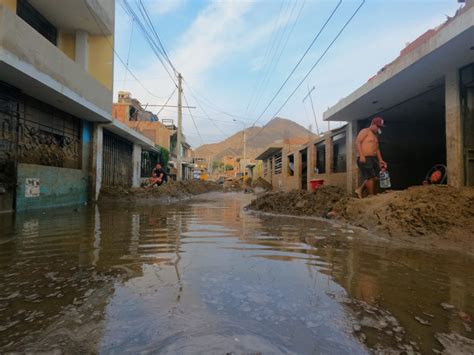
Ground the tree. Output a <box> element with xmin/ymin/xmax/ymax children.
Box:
<box><xmin>212</xmin><ymin>161</ymin><xmax>224</xmax><ymax>172</ymax></box>
<box><xmin>159</xmin><ymin>147</ymin><xmax>170</xmax><ymax>169</ymax></box>
<box><xmin>224</xmin><ymin>164</ymin><xmax>234</xmax><ymax>171</ymax></box>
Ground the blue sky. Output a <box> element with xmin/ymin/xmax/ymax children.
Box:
<box><xmin>113</xmin><ymin>0</ymin><xmax>462</xmax><ymax>147</ymax></box>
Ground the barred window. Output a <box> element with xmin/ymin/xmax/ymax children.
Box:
<box><xmin>18</xmin><ymin>96</ymin><xmax>81</xmax><ymax>169</ymax></box>
<box><xmin>274</xmin><ymin>153</ymin><xmax>282</xmax><ymax>175</ymax></box>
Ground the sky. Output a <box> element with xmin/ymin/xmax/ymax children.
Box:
<box><xmin>113</xmin><ymin>0</ymin><xmax>462</xmax><ymax>148</ymax></box>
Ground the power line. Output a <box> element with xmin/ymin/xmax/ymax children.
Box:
<box><xmin>247</xmin><ymin>0</ymin><xmax>365</xmax><ymax>144</ymax></box>
<box><xmin>182</xmin><ymin>85</ymin><xmax>234</xmax><ymax>137</ymax></box>
<box><xmin>137</xmin><ymin>0</ymin><xmax>178</xmax><ymax>75</ymax></box>
<box><xmin>248</xmin><ymin>0</ymin><xmax>303</xmax><ymax>116</ymax></box>
<box><xmin>183</xmin><ymin>80</ymin><xmax>253</xmax><ymax>122</ymax></box>
<box><xmin>82</xmin><ymin>0</ymin><xmax>171</xmax><ymax>100</ymax></box>
<box><xmin>251</xmin><ymin>0</ymin><xmax>342</xmax><ymax>127</ymax></box>
<box><xmin>183</xmin><ymin>93</ymin><xmax>204</xmax><ymax>145</ymax></box>
<box><xmin>272</xmin><ymin>0</ymin><xmax>365</xmax><ymax>118</ymax></box>
<box><xmin>245</xmin><ymin>0</ymin><xmax>288</xmax><ymax>114</ymax></box>
<box><xmin>119</xmin><ymin>0</ymin><xmax>178</xmax><ymax>87</ymax></box>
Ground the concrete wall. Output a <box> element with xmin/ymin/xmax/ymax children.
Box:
<box><xmin>0</xmin><ymin>0</ymin><xmax>15</xmax><ymax>12</ymax></box>
<box><xmin>132</xmin><ymin>144</ymin><xmax>142</xmax><ymax>188</ymax></box>
<box><xmin>15</xmin><ymin>120</ymin><xmax>93</xmax><ymax>211</ymax></box>
<box><xmin>445</xmin><ymin>69</ymin><xmax>464</xmax><ymax>187</ymax></box>
<box><xmin>16</xmin><ymin>164</ymin><xmax>87</xmax><ymax>211</ymax></box>
<box><xmin>88</xmin><ymin>35</ymin><xmax>114</xmax><ymax>90</ymax></box>
<box><xmin>0</xmin><ymin>5</ymin><xmax>113</xmax><ymax>119</ymax></box>
<box><xmin>58</xmin><ymin>31</ymin><xmax>76</xmax><ymax>61</ymax></box>
<box><xmin>261</xmin><ymin>127</ymin><xmax>350</xmax><ymax>192</ymax></box>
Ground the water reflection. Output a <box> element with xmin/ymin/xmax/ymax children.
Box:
<box><xmin>0</xmin><ymin>192</ymin><xmax>472</xmax><ymax>353</ymax></box>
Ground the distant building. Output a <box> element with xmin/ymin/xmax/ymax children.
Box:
<box><xmin>113</xmin><ymin>91</ymin><xmax>170</xmax><ymax>150</ymax></box>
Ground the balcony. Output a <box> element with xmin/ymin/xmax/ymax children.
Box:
<box><xmin>29</xmin><ymin>0</ymin><xmax>114</xmax><ymax>36</ymax></box>
<box><xmin>0</xmin><ymin>4</ymin><xmax>112</xmax><ymax>122</ymax></box>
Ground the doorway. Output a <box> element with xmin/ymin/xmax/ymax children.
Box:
<box><xmin>300</xmin><ymin>148</ymin><xmax>308</xmax><ymax>190</ymax></box>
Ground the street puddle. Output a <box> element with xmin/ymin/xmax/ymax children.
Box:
<box><xmin>0</xmin><ymin>192</ymin><xmax>472</xmax><ymax>353</ymax></box>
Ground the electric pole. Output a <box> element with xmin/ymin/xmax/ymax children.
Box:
<box><xmin>303</xmin><ymin>85</ymin><xmax>320</xmax><ymax>135</ymax></box>
<box><xmin>177</xmin><ymin>73</ymin><xmax>183</xmax><ymax>181</ymax></box>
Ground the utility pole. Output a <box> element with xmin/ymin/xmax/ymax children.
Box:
<box><xmin>234</xmin><ymin>119</ymin><xmax>246</xmax><ymax>174</ymax></box>
<box><xmin>177</xmin><ymin>73</ymin><xmax>183</xmax><ymax>181</ymax></box>
<box><xmin>303</xmin><ymin>85</ymin><xmax>320</xmax><ymax>135</ymax></box>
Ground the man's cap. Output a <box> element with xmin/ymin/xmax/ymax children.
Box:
<box><xmin>371</xmin><ymin>116</ymin><xmax>385</xmax><ymax>127</ymax></box>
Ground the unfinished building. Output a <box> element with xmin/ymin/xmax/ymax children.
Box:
<box><xmin>324</xmin><ymin>3</ymin><xmax>474</xmax><ymax>191</ymax></box>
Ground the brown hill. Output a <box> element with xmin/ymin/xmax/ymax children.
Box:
<box><xmin>195</xmin><ymin>117</ymin><xmax>313</xmax><ymax>160</ymax></box>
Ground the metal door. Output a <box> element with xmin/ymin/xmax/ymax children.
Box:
<box><xmin>102</xmin><ymin>131</ymin><xmax>133</xmax><ymax>188</ymax></box>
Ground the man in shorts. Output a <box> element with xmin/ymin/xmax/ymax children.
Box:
<box><xmin>147</xmin><ymin>162</ymin><xmax>168</xmax><ymax>188</ymax></box>
<box><xmin>355</xmin><ymin>116</ymin><xmax>387</xmax><ymax>198</ymax></box>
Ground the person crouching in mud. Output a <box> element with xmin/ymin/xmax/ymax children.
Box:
<box><xmin>147</xmin><ymin>162</ymin><xmax>168</xmax><ymax>188</ymax></box>
<box><xmin>355</xmin><ymin>116</ymin><xmax>387</xmax><ymax>198</ymax></box>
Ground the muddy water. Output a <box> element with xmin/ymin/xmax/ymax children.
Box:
<box><xmin>0</xmin><ymin>192</ymin><xmax>473</xmax><ymax>353</ymax></box>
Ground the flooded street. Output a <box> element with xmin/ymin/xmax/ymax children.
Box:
<box><xmin>0</xmin><ymin>192</ymin><xmax>473</xmax><ymax>353</ymax></box>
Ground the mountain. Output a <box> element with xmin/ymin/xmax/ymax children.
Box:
<box><xmin>195</xmin><ymin>117</ymin><xmax>313</xmax><ymax>160</ymax></box>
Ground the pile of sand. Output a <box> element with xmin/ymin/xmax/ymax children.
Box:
<box><xmin>100</xmin><ymin>180</ymin><xmax>222</xmax><ymax>203</ymax></box>
<box><xmin>247</xmin><ymin>184</ymin><xmax>474</xmax><ymax>253</ymax></box>
<box><xmin>334</xmin><ymin>185</ymin><xmax>474</xmax><ymax>243</ymax></box>
<box><xmin>252</xmin><ymin>177</ymin><xmax>273</xmax><ymax>191</ymax></box>
<box><xmin>247</xmin><ymin>186</ymin><xmax>347</xmax><ymax>218</ymax></box>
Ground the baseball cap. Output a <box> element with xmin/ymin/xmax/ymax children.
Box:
<box><xmin>371</xmin><ymin>116</ymin><xmax>385</xmax><ymax>127</ymax></box>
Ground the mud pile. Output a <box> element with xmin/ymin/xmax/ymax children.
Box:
<box><xmin>247</xmin><ymin>186</ymin><xmax>347</xmax><ymax>217</ymax></box>
<box><xmin>334</xmin><ymin>185</ymin><xmax>474</xmax><ymax>247</ymax></box>
<box><xmin>100</xmin><ymin>180</ymin><xmax>222</xmax><ymax>203</ymax></box>
<box><xmin>252</xmin><ymin>177</ymin><xmax>273</xmax><ymax>191</ymax></box>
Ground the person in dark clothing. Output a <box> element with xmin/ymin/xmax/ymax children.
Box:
<box><xmin>147</xmin><ymin>163</ymin><xmax>168</xmax><ymax>188</ymax></box>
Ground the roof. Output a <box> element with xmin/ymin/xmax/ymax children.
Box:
<box><xmin>323</xmin><ymin>3</ymin><xmax>474</xmax><ymax>122</ymax></box>
<box><xmin>255</xmin><ymin>146</ymin><xmax>283</xmax><ymax>161</ymax></box>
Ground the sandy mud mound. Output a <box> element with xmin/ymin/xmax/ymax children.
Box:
<box><xmin>334</xmin><ymin>185</ymin><xmax>474</xmax><ymax>244</ymax></box>
<box><xmin>247</xmin><ymin>186</ymin><xmax>347</xmax><ymax>217</ymax></box>
<box><xmin>100</xmin><ymin>180</ymin><xmax>222</xmax><ymax>203</ymax></box>
<box><xmin>252</xmin><ymin>177</ymin><xmax>273</xmax><ymax>191</ymax></box>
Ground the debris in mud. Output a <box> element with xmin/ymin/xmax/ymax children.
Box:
<box><xmin>247</xmin><ymin>186</ymin><xmax>347</xmax><ymax>217</ymax></box>
<box><xmin>252</xmin><ymin>177</ymin><xmax>273</xmax><ymax>192</ymax></box>
<box><xmin>248</xmin><ymin>184</ymin><xmax>474</xmax><ymax>253</ymax></box>
<box><xmin>99</xmin><ymin>180</ymin><xmax>222</xmax><ymax>203</ymax></box>
<box><xmin>414</xmin><ymin>316</ymin><xmax>432</xmax><ymax>326</ymax></box>
<box><xmin>435</xmin><ymin>332</ymin><xmax>474</xmax><ymax>354</ymax></box>
<box><xmin>333</xmin><ymin>185</ymin><xmax>474</xmax><ymax>248</ymax></box>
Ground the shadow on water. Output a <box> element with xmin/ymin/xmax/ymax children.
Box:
<box><xmin>0</xmin><ymin>192</ymin><xmax>472</xmax><ymax>353</ymax></box>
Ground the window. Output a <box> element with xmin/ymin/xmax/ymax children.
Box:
<box><xmin>288</xmin><ymin>154</ymin><xmax>294</xmax><ymax>176</ymax></box>
<box><xmin>315</xmin><ymin>142</ymin><xmax>325</xmax><ymax>174</ymax></box>
<box><xmin>17</xmin><ymin>0</ymin><xmax>58</xmax><ymax>45</ymax></box>
<box><xmin>332</xmin><ymin>133</ymin><xmax>347</xmax><ymax>173</ymax></box>
<box><xmin>274</xmin><ymin>152</ymin><xmax>282</xmax><ymax>175</ymax></box>
<box><xmin>263</xmin><ymin>159</ymin><xmax>268</xmax><ymax>177</ymax></box>
<box><xmin>17</xmin><ymin>95</ymin><xmax>81</xmax><ymax>169</ymax></box>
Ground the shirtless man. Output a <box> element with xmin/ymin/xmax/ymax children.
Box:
<box><xmin>355</xmin><ymin>117</ymin><xmax>387</xmax><ymax>197</ymax></box>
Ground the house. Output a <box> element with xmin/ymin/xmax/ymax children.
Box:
<box><xmin>323</xmin><ymin>1</ymin><xmax>474</xmax><ymax>191</ymax></box>
<box><xmin>112</xmin><ymin>91</ymin><xmax>170</xmax><ymax>150</ymax></box>
<box><xmin>0</xmin><ymin>0</ymin><xmax>115</xmax><ymax>212</ymax></box>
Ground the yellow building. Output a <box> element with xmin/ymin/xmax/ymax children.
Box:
<box><xmin>0</xmin><ymin>0</ymin><xmax>121</xmax><ymax>212</ymax></box>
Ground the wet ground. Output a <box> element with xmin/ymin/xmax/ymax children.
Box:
<box><xmin>0</xmin><ymin>192</ymin><xmax>473</xmax><ymax>353</ymax></box>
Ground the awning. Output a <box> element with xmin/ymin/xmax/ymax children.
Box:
<box><xmin>256</xmin><ymin>147</ymin><xmax>282</xmax><ymax>161</ymax></box>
